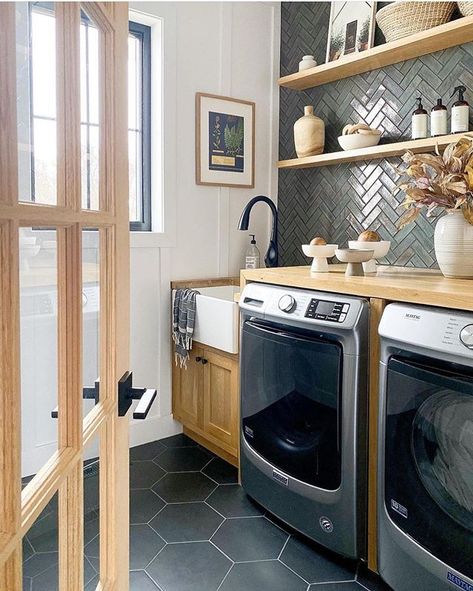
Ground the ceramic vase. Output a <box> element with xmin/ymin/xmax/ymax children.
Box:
<box><xmin>294</xmin><ymin>106</ymin><xmax>325</xmax><ymax>158</ymax></box>
<box><xmin>434</xmin><ymin>209</ymin><xmax>473</xmax><ymax>278</ymax></box>
<box><xmin>298</xmin><ymin>55</ymin><xmax>317</xmax><ymax>71</ymax></box>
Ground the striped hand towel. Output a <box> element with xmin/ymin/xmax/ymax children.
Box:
<box><xmin>172</xmin><ymin>288</ymin><xmax>199</xmax><ymax>368</ymax></box>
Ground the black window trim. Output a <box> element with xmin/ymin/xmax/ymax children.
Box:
<box><xmin>128</xmin><ymin>20</ymin><xmax>152</xmax><ymax>232</ymax></box>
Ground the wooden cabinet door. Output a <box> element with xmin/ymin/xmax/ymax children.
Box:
<box><xmin>203</xmin><ymin>349</ymin><xmax>239</xmax><ymax>451</ymax></box>
<box><xmin>173</xmin><ymin>346</ymin><xmax>204</xmax><ymax>429</ymax></box>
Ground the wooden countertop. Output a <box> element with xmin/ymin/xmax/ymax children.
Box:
<box><xmin>241</xmin><ymin>264</ymin><xmax>473</xmax><ymax>312</ymax></box>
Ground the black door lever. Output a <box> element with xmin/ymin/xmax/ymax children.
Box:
<box><xmin>51</xmin><ymin>380</ymin><xmax>100</xmax><ymax>418</ymax></box>
<box><xmin>118</xmin><ymin>371</ymin><xmax>157</xmax><ymax>419</ymax></box>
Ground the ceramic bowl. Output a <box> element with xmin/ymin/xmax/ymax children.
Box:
<box><xmin>348</xmin><ymin>240</ymin><xmax>391</xmax><ymax>274</ymax></box>
<box><xmin>337</xmin><ymin>133</ymin><xmax>381</xmax><ymax>151</ymax></box>
<box><xmin>335</xmin><ymin>248</ymin><xmax>374</xmax><ymax>263</ymax></box>
<box><xmin>335</xmin><ymin>247</ymin><xmax>374</xmax><ymax>277</ymax></box>
<box><xmin>302</xmin><ymin>244</ymin><xmax>338</xmax><ymax>273</ymax></box>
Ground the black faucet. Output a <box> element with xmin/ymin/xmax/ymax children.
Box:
<box><xmin>238</xmin><ymin>195</ymin><xmax>278</xmax><ymax>268</ymax></box>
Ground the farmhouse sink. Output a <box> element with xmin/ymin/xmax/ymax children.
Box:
<box><xmin>190</xmin><ymin>285</ymin><xmax>240</xmax><ymax>354</ymax></box>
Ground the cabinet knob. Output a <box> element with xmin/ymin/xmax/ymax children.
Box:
<box><xmin>196</xmin><ymin>356</ymin><xmax>202</xmax><ymax>362</ymax></box>
<box><xmin>201</xmin><ymin>358</ymin><xmax>208</xmax><ymax>365</ymax></box>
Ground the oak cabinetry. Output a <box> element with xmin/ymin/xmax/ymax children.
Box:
<box><xmin>172</xmin><ymin>343</ymin><xmax>239</xmax><ymax>465</ymax></box>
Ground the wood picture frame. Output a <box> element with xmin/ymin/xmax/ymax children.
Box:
<box><xmin>195</xmin><ymin>92</ymin><xmax>255</xmax><ymax>188</ymax></box>
<box><xmin>326</xmin><ymin>1</ymin><xmax>377</xmax><ymax>63</ymax></box>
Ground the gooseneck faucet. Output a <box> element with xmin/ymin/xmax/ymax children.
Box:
<box><xmin>238</xmin><ymin>195</ymin><xmax>278</xmax><ymax>267</ymax></box>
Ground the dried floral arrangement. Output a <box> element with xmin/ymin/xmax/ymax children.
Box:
<box><xmin>397</xmin><ymin>136</ymin><xmax>473</xmax><ymax>228</ymax></box>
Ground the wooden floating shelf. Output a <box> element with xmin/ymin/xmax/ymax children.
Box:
<box><xmin>279</xmin><ymin>15</ymin><xmax>473</xmax><ymax>90</ymax></box>
<box><xmin>278</xmin><ymin>133</ymin><xmax>473</xmax><ymax>170</ymax></box>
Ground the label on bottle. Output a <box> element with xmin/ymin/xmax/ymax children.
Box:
<box><xmin>245</xmin><ymin>256</ymin><xmax>257</xmax><ymax>269</ymax></box>
<box><xmin>431</xmin><ymin>110</ymin><xmax>447</xmax><ymax>136</ymax></box>
<box><xmin>412</xmin><ymin>113</ymin><xmax>428</xmax><ymax>139</ymax></box>
<box><xmin>451</xmin><ymin>105</ymin><xmax>469</xmax><ymax>133</ymax></box>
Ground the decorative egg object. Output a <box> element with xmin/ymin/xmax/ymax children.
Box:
<box><xmin>358</xmin><ymin>230</ymin><xmax>381</xmax><ymax>242</ymax></box>
<box><xmin>310</xmin><ymin>236</ymin><xmax>327</xmax><ymax>246</ymax></box>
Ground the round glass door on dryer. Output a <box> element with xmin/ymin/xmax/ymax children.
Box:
<box><xmin>382</xmin><ymin>353</ymin><xmax>473</xmax><ymax>589</ymax></box>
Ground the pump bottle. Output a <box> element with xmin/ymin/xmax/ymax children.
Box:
<box><xmin>412</xmin><ymin>97</ymin><xmax>428</xmax><ymax>139</ymax></box>
<box><xmin>451</xmin><ymin>85</ymin><xmax>469</xmax><ymax>133</ymax></box>
<box><xmin>431</xmin><ymin>98</ymin><xmax>447</xmax><ymax>137</ymax></box>
<box><xmin>245</xmin><ymin>234</ymin><xmax>260</xmax><ymax>269</ymax></box>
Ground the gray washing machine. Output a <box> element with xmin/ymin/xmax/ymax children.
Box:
<box><xmin>378</xmin><ymin>303</ymin><xmax>473</xmax><ymax>591</ymax></box>
<box><xmin>239</xmin><ymin>283</ymin><xmax>369</xmax><ymax>559</ymax></box>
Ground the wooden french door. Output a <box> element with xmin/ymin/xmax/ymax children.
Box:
<box><xmin>0</xmin><ymin>2</ymin><xmax>131</xmax><ymax>590</ymax></box>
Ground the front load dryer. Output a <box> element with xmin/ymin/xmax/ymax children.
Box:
<box><xmin>239</xmin><ymin>283</ymin><xmax>369</xmax><ymax>559</ymax></box>
<box><xmin>378</xmin><ymin>303</ymin><xmax>473</xmax><ymax>591</ymax></box>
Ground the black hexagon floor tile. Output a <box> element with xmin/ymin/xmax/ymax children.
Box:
<box><xmin>130</xmin><ymin>460</ymin><xmax>165</xmax><ymax>489</ymax></box>
<box><xmin>219</xmin><ymin>560</ymin><xmax>307</xmax><ymax>591</ymax></box>
<box><xmin>206</xmin><ymin>484</ymin><xmax>263</xmax><ymax>517</ymax></box>
<box><xmin>159</xmin><ymin>433</ymin><xmax>198</xmax><ymax>448</ymax></box>
<box><xmin>130</xmin><ymin>524</ymin><xmax>165</xmax><ymax>569</ymax></box>
<box><xmin>202</xmin><ymin>457</ymin><xmax>238</xmax><ymax>484</ymax></box>
<box><xmin>150</xmin><ymin>502</ymin><xmax>223</xmax><ymax>542</ymax></box>
<box><xmin>155</xmin><ymin>446</ymin><xmax>211</xmax><ymax>472</ymax></box>
<box><xmin>130</xmin><ymin>488</ymin><xmax>165</xmax><ymax>524</ymax></box>
<box><xmin>130</xmin><ymin>570</ymin><xmax>161</xmax><ymax>590</ymax></box>
<box><xmin>280</xmin><ymin>534</ymin><xmax>356</xmax><ymax>584</ymax></box>
<box><xmin>152</xmin><ymin>472</ymin><xmax>216</xmax><ymax>503</ymax></box>
<box><xmin>130</xmin><ymin>440</ymin><xmax>165</xmax><ymax>461</ymax></box>
<box><xmin>211</xmin><ymin>516</ymin><xmax>288</xmax><ymax>562</ymax></box>
<box><xmin>23</xmin><ymin>552</ymin><xmax>58</xmax><ymax>579</ymax></box>
<box><xmin>146</xmin><ymin>541</ymin><xmax>231</xmax><ymax>591</ymax></box>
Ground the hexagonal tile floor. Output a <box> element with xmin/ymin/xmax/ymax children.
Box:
<box><xmin>22</xmin><ymin>434</ymin><xmax>391</xmax><ymax>590</ymax></box>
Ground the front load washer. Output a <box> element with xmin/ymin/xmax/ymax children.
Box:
<box><xmin>378</xmin><ymin>303</ymin><xmax>473</xmax><ymax>591</ymax></box>
<box><xmin>239</xmin><ymin>282</ymin><xmax>369</xmax><ymax>559</ymax></box>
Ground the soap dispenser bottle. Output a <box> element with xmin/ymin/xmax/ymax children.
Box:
<box><xmin>431</xmin><ymin>98</ymin><xmax>447</xmax><ymax>137</ymax></box>
<box><xmin>245</xmin><ymin>234</ymin><xmax>260</xmax><ymax>269</ymax></box>
<box><xmin>412</xmin><ymin>97</ymin><xmax>428</xmax><ymax>139</ymax></box>
<box><xmin>451</xmin><ymin>85</ymin><xmax>469</xmax><ymax>133</ymax></box>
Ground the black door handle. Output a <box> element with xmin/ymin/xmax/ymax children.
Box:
<box><xmin>51</xmin><ymin>379</ymin><xmax>100</xmax><ymax>418</ymax></box>
<box><xmin>118</xmin><ymin>371</ymin><xmax>158</xmax><ymax>419</ymax></box>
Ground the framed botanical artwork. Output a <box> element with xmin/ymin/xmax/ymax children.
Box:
<box><xmin>326</xmin><ymin>1</ymin><xmax>376</xmax><ymax>63</ymax></box>
<box><xmin>195</xmin><ymin>92</ymin><xmax>255</xmax><ymax>188</ymax></box>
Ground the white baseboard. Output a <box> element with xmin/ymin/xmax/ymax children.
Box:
<box><xmin>129</xmin><ymin>413</ymin><xmax>182</xmax><ymax>449</ymax></box>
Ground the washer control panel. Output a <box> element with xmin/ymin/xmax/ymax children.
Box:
<box><xmin>305</xmin><ymin>299</ymin><xmax>350</xmax><ymax>323</ymax></box>
<box><xmin>278</xmin><ymin>294</ymin><xmax>296</xmax><ymax>313</ymax></box>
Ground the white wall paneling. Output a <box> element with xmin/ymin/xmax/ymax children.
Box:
<box><xmin>128</xmin><ymin>2</ymin><xmax>280</xmax><ymax>447</ymax></box>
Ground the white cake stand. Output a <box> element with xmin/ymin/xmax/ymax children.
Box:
<box><xmin>348</xmin><ymin>240</ymin><xmax>391</xmax><ymax>274</ymax></box>
<box><xmin>302</xmin><ymin>244</ymin><xmax>338</xmax><ymax>272</ymax></box>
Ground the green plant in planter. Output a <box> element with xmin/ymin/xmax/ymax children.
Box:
<box><xmin>396</xmin><ymin>136</ymin><xmax>473</xmax><ymax>228</ymax></box>
<box><xmin>329</xmin><ymin>31</ymin><xmax>344</xmax><ymax>61</ymax></box>
<box><xmin>224</xmin><ymin>118</ymin><xmax>244</xmax><ymax>157</ymax></box>
<box><xmin>357</xmin><ymin>18</ymin><xmax>371</xmax><ymax>51</ymax></box>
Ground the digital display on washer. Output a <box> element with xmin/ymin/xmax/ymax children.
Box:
<box><xmin>305</xmin><ymin>299</ymin><xmax>350</xmax><ymax>322</ymax></box>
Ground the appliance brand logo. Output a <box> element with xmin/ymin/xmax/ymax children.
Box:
<box><xmin>405</xmin><ymin>313</ymin><xmax>421</xmax><ymax>321</ymax></box>
<box><xmin>391</xmin><ymin>499</ymin><xmax>408</xmax><ymax>518</ymax></box>
<box><xmin>447</xmin><ymin>571</ymin><xmax>473</xmax><ymax>591</ymax></box>
<box><xmin>272</xmin><ymin>470</ymin><xmax>288</xmax><ymax>486</ymax></box>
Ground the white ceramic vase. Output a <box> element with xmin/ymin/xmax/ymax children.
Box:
<box><xmin>434</xmin><ymin>209</ymin><xmax>473</xmax><ymax>278</ymax></box>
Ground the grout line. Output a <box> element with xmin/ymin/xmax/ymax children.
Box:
<box><xmin>215</xmin><ymin>563</ymin><xmax>234</xmax><ymax>591</ymax></box>
<box><xmin>276</xmin><ymin>557</ymin><xmax>310</xmax><ymax>585</ymax></box>
<box><xmin>204</xmin><ymin>500</ymin><xmax>226</xmax><ymax>520</ymax></box>
<box><xmin>277</xmin><ymin>534</ymin><xmax>291</xmax><ymax>559</ymax></box>
<box><xmin>209</xmin><ymin>539</ymin><xmax>236</xmax><ymax>565</ymax></box>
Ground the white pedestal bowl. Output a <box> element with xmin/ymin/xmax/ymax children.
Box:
<box><xmin>302</xmin><ymin>244</ymin><xmax>338</xmax><ymax>272</ymax></box>
<box><xmin>348</xmin><ymin>240</ymin><xmax>391</xmax><ymax>274</ymax></box>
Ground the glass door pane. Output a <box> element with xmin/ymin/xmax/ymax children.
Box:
<box><xmin>16</xmin><ymin>2</ymin><xmax>58</xmax><ymax>205</ymax></box>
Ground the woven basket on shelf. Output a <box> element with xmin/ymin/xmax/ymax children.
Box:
<box><xmin>376</xmin><ymin>1</ymin><xmax>456</xmax><ymax>42</ymax></box>
<box><xmin>458</xmin><ymin>1</ymin><xmax>473</xmax><ymax>16</ymax></box>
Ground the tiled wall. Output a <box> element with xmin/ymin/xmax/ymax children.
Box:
<box><xmin>278</xmin><ymin>2</ymin><xmax>473</xmax><ymax>268</ymax></box>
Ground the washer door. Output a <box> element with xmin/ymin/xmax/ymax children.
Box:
<box><xmin>385</xmin><ymin>356</ymin><xmax>473</xmax><ymax>579</ymax></box>
<box><xmin>241</xmin><ymin>319</ymin><xmax>342</xmax><ymax>490</ymax></box>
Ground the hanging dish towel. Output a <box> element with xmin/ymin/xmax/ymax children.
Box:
<box><xmin>172</xmin><ymin>288</ymin><xmax>199</xmax><ymax>368</ymax></box>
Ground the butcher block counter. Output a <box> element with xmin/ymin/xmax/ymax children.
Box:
<box><xmin>240</xmin><ymin>264</ymin><xmax>473</xmax><ymax>311</ymax></box>
<box><xmin>239</xmin><ymin>263</ymin><xmax>472</xmax><ymax>574</ymax></box>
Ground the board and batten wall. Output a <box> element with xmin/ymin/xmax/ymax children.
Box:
<box><xmin>278</xmin><ymin>2</ymin><xmax>473</xmax><ymax>268</ymax></box>
<box><xmin>128</xmin><ymin>2</ymin><xmax>280</xmax><ymax>446</ymax></box>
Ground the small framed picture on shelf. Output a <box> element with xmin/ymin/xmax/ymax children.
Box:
<box><xmin>326</xmin><ymin>1</ymin><xmax>376</xmax><ymax>63</ymax></box>
<box><xmin>195</xmin><ymin>92</ymin><xmax>255</xmax><ymax>188</ymax></box>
